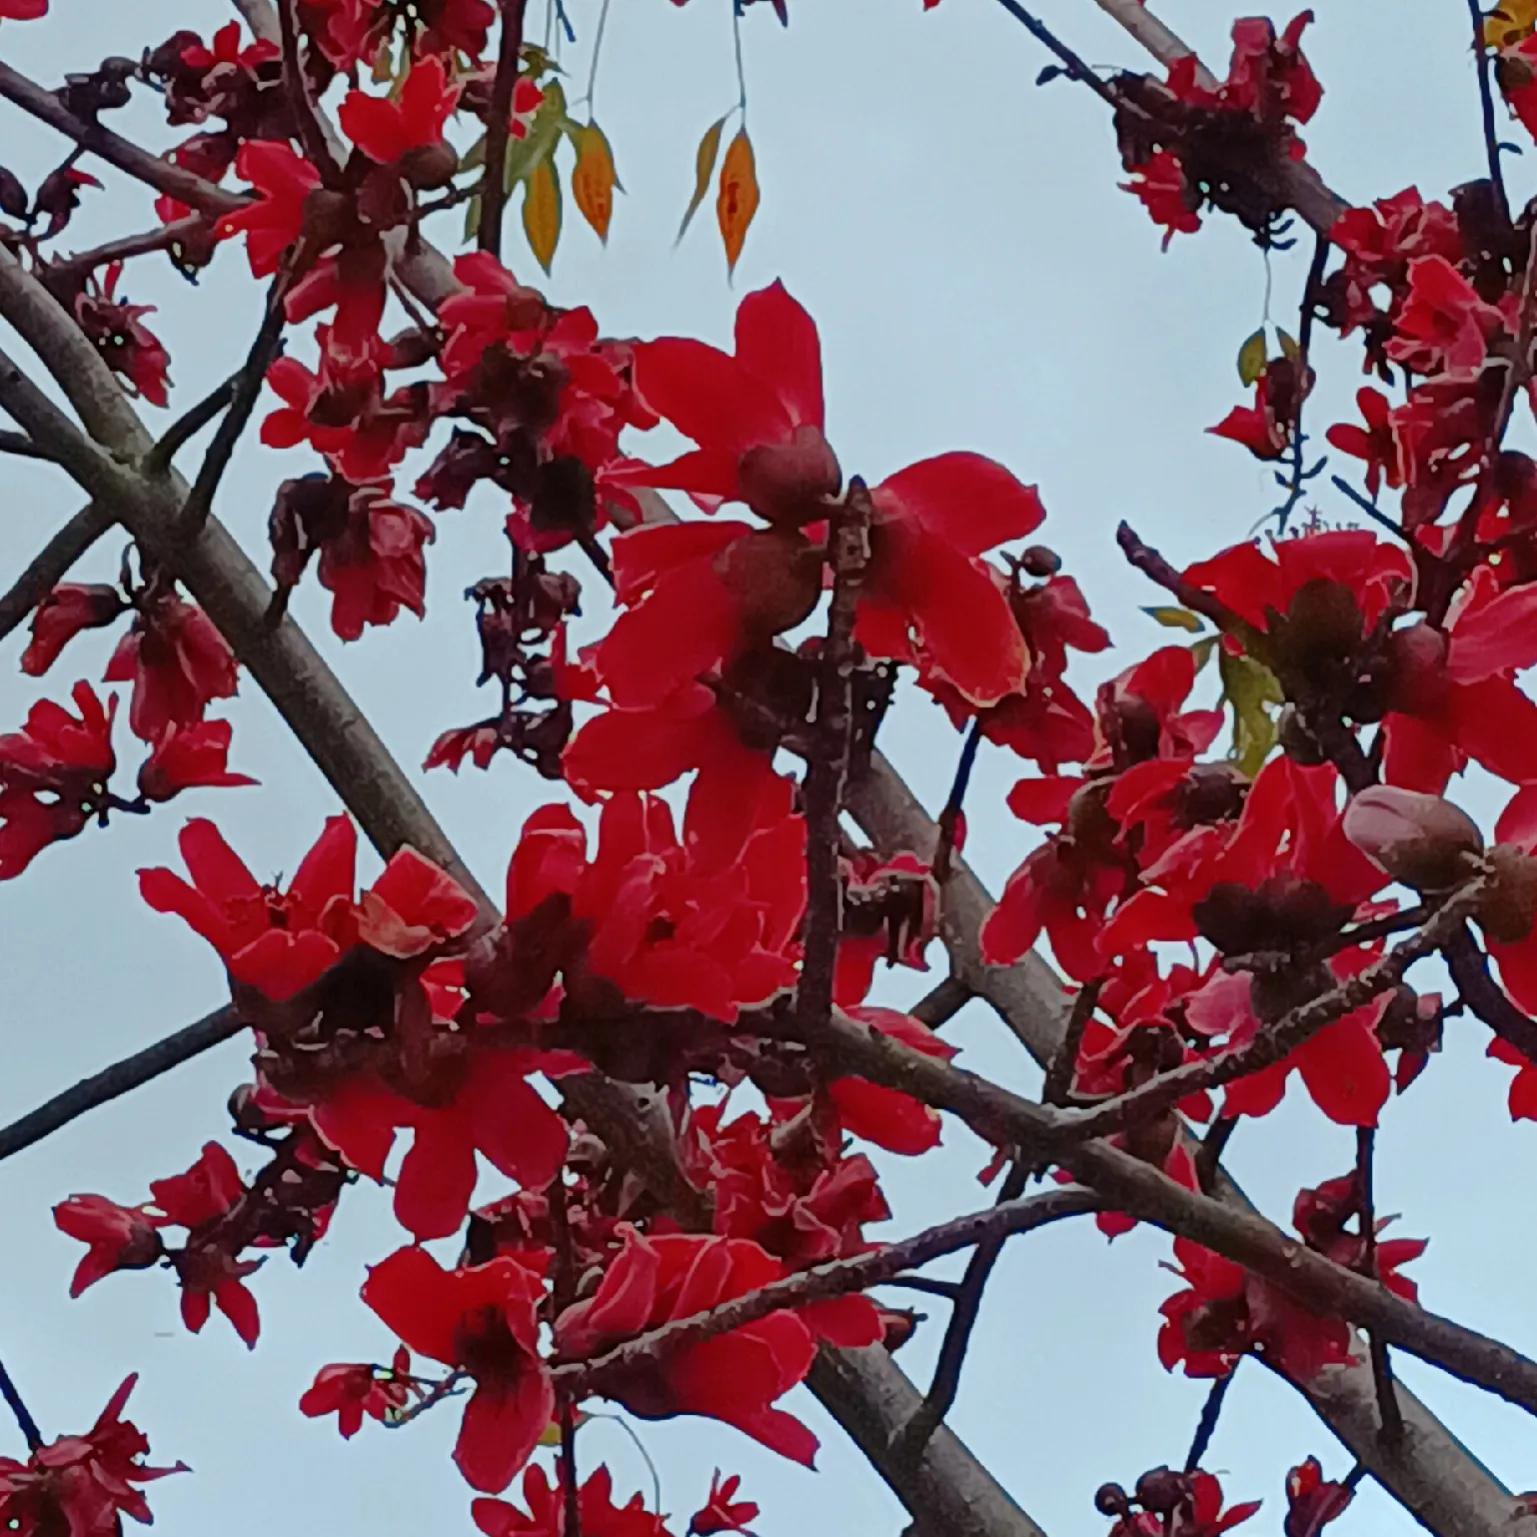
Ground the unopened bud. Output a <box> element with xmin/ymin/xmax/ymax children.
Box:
<box><xmin>736</xmin><ymin>426</ymin><xmax>842</xmax><ymax>526</ymax></box>
<box><xmin>1135</xmin><ymin>1467</ymin><xmax>1189</xmax><ymax>1515</ymax></box>
<box><xmin>1342</xmin><ymin>785</ymin><xmax>1483</xmax><ymax>892</ymax></box>
<box><xmin>1093</xmin><ymin>1483</ymin><xmax>1129</xmax><ymax>1516</ymax></box>
<box><xmin>713</xmin><ymin>528</ymin><xmax>823</xmax><ymax>637</ymax></box>
<box><xmin>400</xmin><ymin>140</ymin><xmax>459</xmax><ymax>190</ymax></box>
<box><xmin>1020</xmin><ymin>544</ymin><xmax>1061</xmax><ymax>577</ymax></box>
<box><xmin>1478</xmin><ymin>843</ymin><xmax>1537</xmax><ymax>943</ymax></box>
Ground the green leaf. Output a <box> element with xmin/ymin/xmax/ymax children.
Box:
<box><xmin>504</xmin><ymin>80</ymin><xmax>567</xmax><ymax>194</ymax></box>
<box><xmin>677</xmin><ymin>114</ymin><xmax>728</xmax><ymax>245</ymax></box>
<box><xmin>1143</xmin><ymin>605</ymin><xmax>1205</xmax><ymax>633</ymax></box>
<box><xmin>1237</xmin><ymin>327</ymin><xmax>1268</xmax><ymax>387</ymax></box>
<box><xmin>1189</xmin><ymin>634</ymin><xmax>1220</xmax><ymax>675</ymax></box>
<box><xmin>1219</xmin><ymin>648</ymin><xmax>1284</xmax><ymax>777</ymax></box>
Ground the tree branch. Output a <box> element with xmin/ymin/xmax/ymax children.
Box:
<box><xmin>0</xmin><ymin>62</ymin><xmax>246</xmax><ymax>217</ymax></box>
<box><xmin>477</xmin><ymin>0</ymin><xmax>531</xmax><ymax>257</ymax></box>
<box><xmin>553</xmin><ymin>1187</ymin><xmax>1098</xmax><ymax>1400</ymax></box>
<box><xmin>1055</xmin><ymin>886</ymin><xmax>1483</xmax><ymax>1146</ymax></box>
<box><xmin>0</xmin><ymin>1006</ymin><xmax>244</xmax><ymax>1163</ymax></box>
<box><xmin>0</xmin><ymin>1353</ymin><xmax>41</xmax><ymax>1450</ymax></box>
<box><xmin>0</xmin><ymin>502</ymin><xmax>113</xmax><ymax>645</ymax></box>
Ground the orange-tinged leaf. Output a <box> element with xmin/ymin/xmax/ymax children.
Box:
<box><xmin>571</xmin><ymin>122</ymin><xmax>618</xmax><ymax>242</ymax></box>
<box><xmin>1487</xmin><ymin>0</ymin><xmax>1537</xmax><ymax>48</ymax></box>
<box><xmin>716</xmin><ymin>127</ymin><xmax>760</xmax><ymax>276</ymax></box>
<box><xmin>677</xmin><ymin>113</ymin><xmax>727</xmax><ymax>244</ymax></box>
<box><xmin>522</xmin><ymin>156</ymin><xmax>562</xmax><ymax>274</ymax></box>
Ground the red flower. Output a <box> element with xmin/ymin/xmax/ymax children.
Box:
<box><xmin>219</xmin><ymin>140</ymin><xmax>323</xmax><ymax>276</ymax></box>
<box><xmin>104</xmin><ymin>594</ymin><xmax>238</xmax><ymax>743</ymax></box>
<box><xmin>74</xmin><ymin>264</ymin><xmax>172</xmax><ymax>407</ymax></box>
<box><xmin>1326</xmin><ymin>387</ymin><xmax>1401</xmax><ymax>497</ymax></box>
<box><xmin>150</xmin><ymin>1142</ymin><xmax>263</xmax><ymax>1346</ymax></box>
<box><xmin>825</xmin><ymin>1006</ymin><xmax>959</xmax><ymax>1154</ymax></box>
<box><xmin>689</xmin><ymin>1471</ymin><xmax>759</xmax><ymax>1535</ymax></box>
<box><xmin>19</xmin><ymin>583</ymin><xmax>125</xmax><ymax>677</ymax></box>
<box><xmin>0</xmin><ymin>0</ymin><xmax>47</xmax><ymax>18</ymax></box>
<box><xmin>608</xmin><ymin>282</ymin><xmax>1038</xmax><ymax>707</ymax></box>
<box><xmin>1121</xmin><ymin>150</ymin><xmax>1201</xmax><ymax>248</ymax></box>
<box><xmin>1385</xmin><ymin>255</ymin><xmax>1502</xmax><ymax>378</ymax></box>
<box><xmin>1158</xmin><ymin>1234</ymin><xmax>1352</xmax><ymax>1383</ymax></box>
<box><xmin>52</xmin><ymin>1195</ymin><xmax>165</xmax><ymax>1297</ymax></box>
<box><xmin>1208</xmin><ymin>360</ymin><xmax>1307</xmax><ymax>461</ymax></box>
<box><xmin>1284</xmin><ymin>1457</ymin><xmax>1353</xmax><ymax>1536</ymax></box>
<box><xmin>340</xmin><ymin>54</ymin><xmax>460</xmax><ymax>165</ymax></box>
<box><xmin>1107</xmin><ymin>1470</ymin><xmax>1260</xmax><ymax>1537</ymax></box>
<box><xmin>137</xmin><ymin>719</ymin><xmax>257</xmax><ymax>802</ymax></box>
<box><xmin>0</xmin><ymin>1376</ymin><xmax>185</xmax><ymax>1537</ymax></box>
<box><xmin>266</xmin><ymin>474</ymin><xmax>435</xmax><ymax>641</ymax></box>
<box><xmin>262</xmin><ymin>352</ymin><xmax>430</xmax><ymax>481</ymax></box>
<box><xmin>555</xmin><ymin>1230</ymin><xmax>880</xmax><ymax>1466</ymax></box>
<box><xmin>310</xmin><ymin>1049</ymin><xmax>567</xmax><ymax>1241</ymax></box>
<box><xmin>138</xmin><ymin>815</ymin><xmax>357</xmax><ymax>1001</ymax></box>
<box><xmin>474</xmin><ymin>1464</ymin><xmax>672</xmax><ymax>1537</ymax></box>
<box><xmin>299</xmin><ymin>1346</ymin><xmax>414</xmax><ymax>1438</ymax></box>
<box><xmin>362</xmin><ymin>1246</ymin><xmax>554</xmax><ymax>1493</ymax></box>
<box><xmin>313</xmin><ymin>0</ymin><xmax>495</xmax><ymax>69</ymax></box>
<box><xmin>0</xmin><ymin>682</ymin><xmax>117</xmax><ymax>879</ymax></box>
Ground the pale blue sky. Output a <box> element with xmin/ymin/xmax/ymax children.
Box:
<box><xmin>0</xmin><ymin>2</ymin><xmax>1530</xmax><ymax>1533</ymax></box>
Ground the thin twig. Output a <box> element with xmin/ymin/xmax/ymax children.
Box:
<box><xmin>0</xmin><ymin>62</ymin><xmax>245</xmax><ymax>217</ymax></box>
<box><xmin>1468</xmin><ymin>0</ymin><xmax>1513</xmax><ymax>230</ymax></box>
<box><xmin>988</xmin><ymin>0</ymin><xmax>1121</xmax><ymax>108</ymax></box>
<box><xmin>45</xmin><ymin>216</ymin><xmax>210</xmax><ymax>283</ymax></box>
<box><xmin>1329</xmin><ymin>475</ymin><xmax>1409</xmax><ymax>542</ymax></box>
<box><xmin>0</xmin><ymin>1354</ymin><xmax>41</xmax><ymax>1450</ymax></box>
<box><xmin>553</xmin><ymin>1187</ymin><xmax>1097</xmax><ymax>1400</ymax></box>
<box><xmin>177</xmin><ymin>269</ymin><xmax>293</xmax><ymax>534</ymax></box>
<box><xmin>0</xmin><ymin>1005</ymin><xmax>245</xmax><ymax>1162</ymax></box>
<box><xmin>1444</xmin><ymin>928</ymin><xmax>1537</xmax><ymax>1065</ymax></box>
<box><xmin>1184</xmin><ymin>1365</ymin><xmax>1237</xmax><ymax>1472</ymax></box>
<box><xmin>933</xmin><ymin>720</ymin><xmax>982</xmax><ymax>883</ymax></box>
<box><xmin>1056</xmin><ymin>885</ymin><xmax>1484</xmax><ymax>1145</ymax></box>
<box><xmin>0</xmin><ymin>503</ymin><xmax>113</xmax><ymax>645</ymax></box>
<box><xmin>1116</xmin><ymin>521</ymin><xmax>1251</xmax><ymax>633</ymax></box>
<box><xmin>144</xmin><ymin>372</ymin><xmax>240</xmax><ymax>474</ymax></box>
<box><xmin>1274</xmin><ymin>232</ymin><xmax>1331</xmax><ymax>529</ymax></box>
<box><xmin>478</xmin><ymin>0</ymin><xmax>532</xmax><ymax>257</ymax></box>
<box><xmin>1356</xmin><ymin>1127</ymin><xmax>1404</xmax><ymax>1443</ymax></box>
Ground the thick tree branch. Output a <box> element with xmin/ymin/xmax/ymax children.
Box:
<box><xmin>844</xmin><ymin>752</ymin><xmax>1535</xmax><ymax>1536</ymax></box>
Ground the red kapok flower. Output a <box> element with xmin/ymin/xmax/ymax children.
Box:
<box><xmin>19</xmin><ymin>584</ymin><xmax>125</xmax><ymax>677</ymax></box>
<box><xmin>104</xmin><ymin>595</ymin><xmax>238</xmax><ymax>743</ymax></box>
<box><xmin>1284</xmin><ymin>1457</ymin><xmax>1353</xmax><ymax>1535</ymax></box>
<box><xmin>362</xmin><ymin>1246</ymin><xmax>554</xmax><ymax>1493</ymax></box>
<box><xmin>138</xmin><ymin>815</ymin><xmax>357</xmax><ymax>1001</ymax></box>
<box><xmin>299</xmin><ymin>1346</ymin><xmax>414</xmax><ymax>1438</ymax></box>
<box><xmin>474</xmin><ymin>1464</ymin><xmax>673</xmax><ymax>1537</ymax></box>
<box><xmin>689</xmin><ymin>1471</ymin><xmax>759</xmax><ymax>1535</ymax></box>
<box><xmin>0</xmin><ymin>682</ymin><xmax>117</xmax><ymax>879</ymax></box>
<box><xmin>219</xmin><ymin>140</ymin><xmax>323</xmax><ymax>276</ymax></box>
<box><xmin>339</xmin><ymin>54</ymin><xmax>460</xmax><ymax>165</ymax></box>
<box><xmin>137</xmin><ymin>719</ymin><xmax>257</xmax><ymax>802</ymax></box>
<box><xmin>0</xmin><ymin>1376</ymin><xmax>186</xmax><ymax>1537</ymax></box>
<box><xmin>53</xmin><ymin>1195</ymin><xmax>165</xmax><ymax>1297</ymax></box>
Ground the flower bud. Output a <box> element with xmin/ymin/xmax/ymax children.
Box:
<box><xmin>1478</xmin><ymin>843</ymin><xmax>1537</xmax><ymax>943</ymax></box>
<box><xmin>1093</xmin><ymin>1483</ymin><xmax>1129</xmax><ymax>1516</ymax></box>
<box><xmin>1020</xmin><ymin>544</ymin><xmax>1061</xmax><ymax>577</ymax></box>
<box><xmin>736</xmin><ymin>426</ymin><xmax>842</xmax><ymax>526</ymax></box>
<box><xmin>1342</xmin><ymin>785</ymin><xmax>1483</xmax><ymax>892</ymax></box>
<box><xmin>1135</xmin><ymin>1467</ymin><xmax>1189</xmax><ymax>1515</ymax></box>
<box><xmin>713</xmin><ymin>528</ymin><xmax>823</xmax><ymax>637</ymax></box>
<box><xmin>400</xmin><ymin>140</ymin><xmax>459</xmax><ymax>191</ymax></box>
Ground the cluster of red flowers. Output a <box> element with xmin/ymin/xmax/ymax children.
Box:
<box><xmin>16</xmin><ymin>1</ymin><xmax>1537</xmax><ymax>1533</ymax></box>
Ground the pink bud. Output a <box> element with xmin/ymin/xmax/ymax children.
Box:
<box><xmin>1342</xmin><ymin>785</ymin><xmax>1483</xmax><ymax>892</ymax></box>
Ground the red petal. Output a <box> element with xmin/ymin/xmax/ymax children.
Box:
<box><xmin>875</xmin><ymin>452</ymin><xmax>1045</xmax><ymax>554</ymax></box>
<box><xmin>632</xmin><ymin>339</ymin><xmax>793</xmax><ymax>456</ymax></box>
<box><xmin>453</xmin><ymin>1371</ymin><xmax>556</xmax><ymax>1494</ymax></box>
<box><xmin>733</xmin><ymin>280</ymin><xmax>823</xmax><ymax>430</ymax></box>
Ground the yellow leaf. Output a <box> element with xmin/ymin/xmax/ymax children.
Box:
<box><xmin>1487</xmin><ymin>0</ymin><xmax>1537</xmax><ymax>49</ymax></box>
<box><xmin>677</xmin><ymin>114</ymin><xmax>727</xmax><ymax>244</ymax></box>
<box><xmin>571</xmin><ymin>122</ymin><xmax>618</xmax><ymax>243</ymax></box>
<box><xmin>1219</xmin><ymin>648</ymin><xmax>1284</xmax><ymax>777</ymax></box>
<box><xmin>716</xmin><ymin>127</ymin><xmax>760</xmax><ymax>276</ymax></box>
<box><xmin>522</xmin><ymin>157</ymin><xmax>562</xmax><ymax>274</ymax></box>
<box><xmin>1236</xmin><ymin>327</ymin><xmax>1267</xmax><ymax>387</ymax></box>
<box><xmin>1143</xmin><ymin>605</ymin><xmax>1204</xmax><ymax>632</ymax></box>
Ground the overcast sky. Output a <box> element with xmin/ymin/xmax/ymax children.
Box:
<box><xmin>0</xmin><ymin>2</ymin><xmax>1531</xmax><ymax>1534</ymax></box>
